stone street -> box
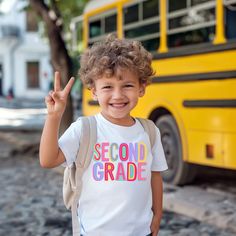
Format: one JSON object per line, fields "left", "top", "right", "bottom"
{"left": 0, "top": 130, "right": 235, "bottom": 236}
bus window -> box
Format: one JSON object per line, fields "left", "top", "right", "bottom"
{"left": 89, "top": 20, "right": 102, "bottom": 38}
{"left": 70, "top": 15, "right": 83, "bottom": 53}
{"left": 75, "top": 21, "right": 83, "bottom": 52}
{"left": 141, "top": 37, "right": 160, "bottom": 51}
{"left": 167, "top": 0, "right": 215, "bottom": 48}
{"left": 225, "top": 1, "right": 236, "bottom": 40}
{"left": 168, "top": 0, "right": 187, "bottom": 12}
{"left": 105, "top": 14, "right": 117, "bottom": 33}
{"left": 191, "top": 0, "right": 209, "bottom": 6}
{"left": 125, "top": 23, "right": 159, "bottom": 38}
{"left": 143, "top": 0, "right": 159, "bottom": 19}
{"left": 124, "top": 4, "right": 139, "bottom": 24}
{"left": 88, "top": 9, "right": 117, "bottom": 46}
{"left": 168, "top": 27, "right": 215, "bottom": 47}
{"left": 123, "top": 0, "right": 160, "bottom": 52}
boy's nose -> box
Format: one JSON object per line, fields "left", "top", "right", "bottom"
{"left": 112, "top": 88, "right": 124, "bottom": 99}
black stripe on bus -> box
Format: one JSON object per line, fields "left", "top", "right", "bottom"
{"left": 183, "top": 99, "right": 236, "bottom": 108}
{"left": 152, "top": 40, "right": 236, "bottom": 60}
{"left": 153, "top": 70, "right": 236, "bottom": 83}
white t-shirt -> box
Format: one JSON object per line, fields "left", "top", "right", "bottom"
{"left": 59, "top": 113, "right": 168, "bottom": 236}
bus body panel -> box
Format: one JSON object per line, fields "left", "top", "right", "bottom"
{"left": 187, "top": 130, "right": 223, "bottom": 167}
{"left": 223, "top": 133, "right": 236, "bottom": 169}
{"left": 152, "top": 50, "right": 236, "bottom": 76}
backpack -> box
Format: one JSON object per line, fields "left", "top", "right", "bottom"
{"left": 63, "top": 115, "right": 157, "bottom": 236}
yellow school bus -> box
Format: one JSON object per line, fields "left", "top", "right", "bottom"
{"left": 71, "top": 0, "right": 236, "bottom": 185}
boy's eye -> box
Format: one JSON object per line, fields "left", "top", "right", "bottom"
{"left": 102, "top": 86, "right": 112, "bottom": 89}
{"left": 124, "top": 84, "right": 134, "bottom": 88}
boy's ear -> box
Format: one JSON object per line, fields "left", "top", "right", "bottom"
{"left": 139, "top": 83, "right": 146, "bottom": 97}
{"left": 91, "top": 87, "right": 98, "bottom": 101}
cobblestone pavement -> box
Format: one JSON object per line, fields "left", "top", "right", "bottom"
{"left": 0, "top": 146, "right": 235, "bottom": 236}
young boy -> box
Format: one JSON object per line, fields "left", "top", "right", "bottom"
{"left": 40, "top": 35, "right": 168, "bottom": 236}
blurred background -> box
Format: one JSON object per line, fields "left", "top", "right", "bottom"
{"left": 0, "top": 0, "right": 236, "bottom": 235}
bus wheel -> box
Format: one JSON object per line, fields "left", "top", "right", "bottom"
{"left": 156, "top": 115, "right": 196, "bottom": 185}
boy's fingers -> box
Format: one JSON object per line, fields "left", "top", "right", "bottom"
{"left": 51, "top": 91, "right": 61, "bottom": 102}
{"left": 63, "top": 77, "right": 74, "bottom": 95}
{"left": 54, "top": 71, "right": 61, "bottom": 92}
{"left": 45, "top": 95, "right": 54, "bottom": 104}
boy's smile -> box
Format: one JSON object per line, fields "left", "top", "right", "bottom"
{"left": 91, "top": 69, "right": 146, "bottom": 126}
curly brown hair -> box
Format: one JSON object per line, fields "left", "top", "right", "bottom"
{"left": 79, "top": 34, "right": 155, "bottom": 89}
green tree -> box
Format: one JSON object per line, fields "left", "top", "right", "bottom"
{"left": 29, "top": 0, "right": 87, "bottom": 133}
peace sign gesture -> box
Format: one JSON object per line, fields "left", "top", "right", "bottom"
{"left": 45, "top": 71, "right": 74, "bottom": 117}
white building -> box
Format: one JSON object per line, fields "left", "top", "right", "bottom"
{"left": 0, "top": 0, "right": 52, "bottom": 99}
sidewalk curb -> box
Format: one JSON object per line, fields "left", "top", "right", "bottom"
{"left": 0, "top": 125, "right": 43, "bottom": 131}
{"left": 163, "top": 184, "right": 236, "bottom": 233}
{"left": 0, "top": 132, "right": 40, "bottom": 158}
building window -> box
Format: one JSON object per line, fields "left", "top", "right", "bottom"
{"left": 26, "top": 10, "right": 38, "bottom": 32}
{"left": 27, "top": 62, "right": 39, "bottom": 89}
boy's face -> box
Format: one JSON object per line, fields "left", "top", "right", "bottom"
{"left": 91, "top": 68, "right": 146, "bottom": 126}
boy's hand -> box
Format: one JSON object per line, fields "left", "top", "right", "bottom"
{"left": 150, "top": 214, "right": 161, "bottom": 236}
{"left": 45, "top": 71, "right": 74, "bottom": 117}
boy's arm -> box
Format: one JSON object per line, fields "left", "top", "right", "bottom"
{"left": 39, "top": 114, "right": 65, "bottom": 168}
{"left": 39, "top": 72, "right": 74, "bottom": 168}
{"left": 150, "top": 171, "right": 163, "bottom": 236}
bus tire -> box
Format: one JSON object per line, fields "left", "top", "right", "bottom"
{"left": 156, "top": 115, "right": 196, "bottom": 185}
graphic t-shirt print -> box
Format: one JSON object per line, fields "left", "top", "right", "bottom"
{"left": 92, "top": 142, "right": 148, "bottom": 181}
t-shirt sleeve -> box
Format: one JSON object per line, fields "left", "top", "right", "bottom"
{"left": 151, "top": 126, "right": 168, "bottom": 172}
{"left": 58, "top": 118, "right": 82, "bottom": 167}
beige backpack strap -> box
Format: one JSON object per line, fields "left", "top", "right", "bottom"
{"left": 75, "top": 116, "right": 97, "bottom": 168}
{"left": 71, "top": 116, "right": 97, "bottom": 236}
{"left": 137, "top": 118, "right": 156, "bottom": 149}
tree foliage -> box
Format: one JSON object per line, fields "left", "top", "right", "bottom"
{"left": 53, "top": 0, "right": 87, "bottom": 33}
